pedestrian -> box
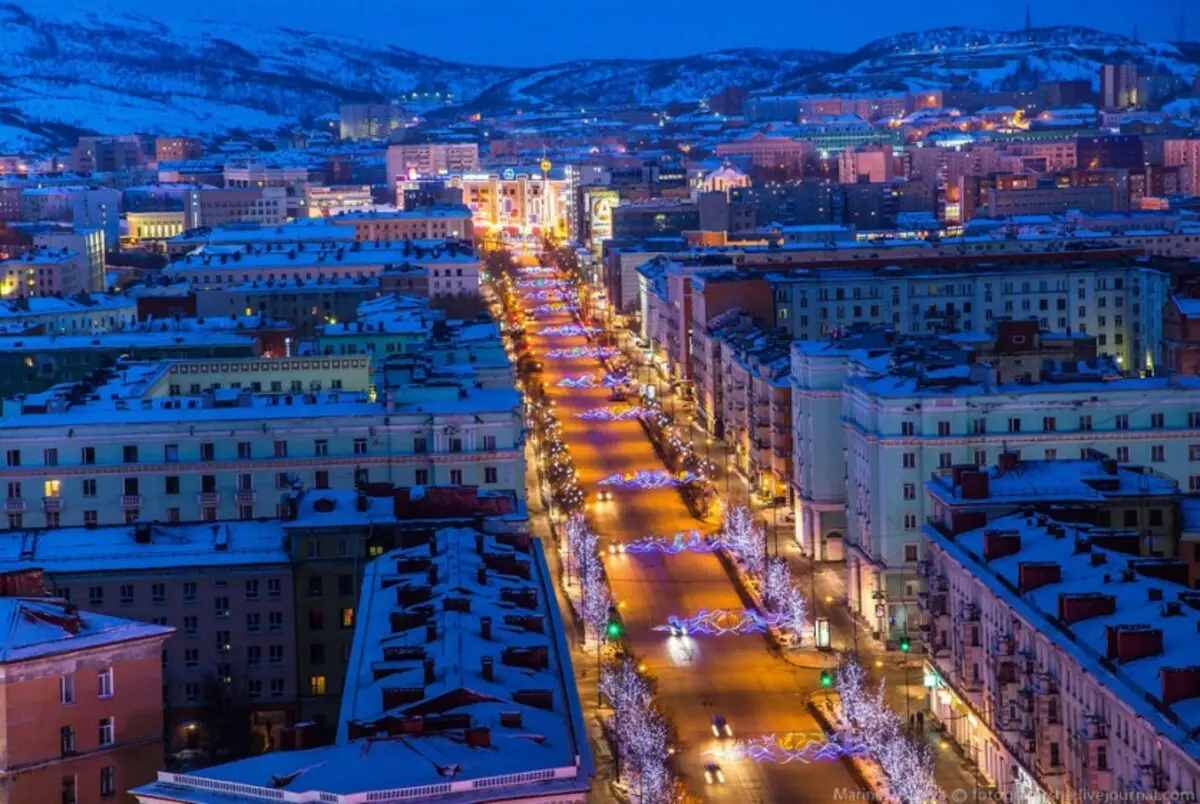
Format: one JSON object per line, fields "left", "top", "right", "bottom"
{"left": 917, "top": 711, "right": 924, "bottom": 731}
{"left": 909, "top": 714, "right": 916, "bottom": 732}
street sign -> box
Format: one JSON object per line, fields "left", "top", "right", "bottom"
{"left": 814, "top": 617, "right": 830, "bottom": 650}
{"left": 874, "top": 603, "right": 885, "bottom": 618}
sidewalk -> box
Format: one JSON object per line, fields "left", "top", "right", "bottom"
{"left": 526, "top": 443, "right": 622, "bottom": 804}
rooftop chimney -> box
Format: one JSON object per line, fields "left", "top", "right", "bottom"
{"left": 1058, "top": 593, "right": 1117, "bottom": 625}
{"left": 983, "top": 530, "right": 1022, "bottom": 562}
{"left": 1160, "top": 667, "right": 1200, "bottom": 706}
{"left": 481, "top": 616, "right": 492, "bottom": 640}
{"left": 1018, "top": 562, "right": 1062, "bottom": 592}
{"left": 464, "top": 726, "right": 491, "bottom": 748}
{"left": 1106, "top": 625, "right": 1164, "bottom": 664}
{"left": 423, "top": 658, "right": 435, "bottom": 685}
{"left": 481, "top": 656, "right": 494, "bottom": 682}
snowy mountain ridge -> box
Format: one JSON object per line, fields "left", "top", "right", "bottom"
{"left": 0, "top": 2, "right": 1197, "bottom": 153}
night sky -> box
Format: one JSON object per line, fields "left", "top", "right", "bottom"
{"left": 53, "top": 0, "right": 1194, "bottom": 66}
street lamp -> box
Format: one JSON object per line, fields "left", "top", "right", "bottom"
{"left": 900, "top": 634, "right": 913, "bottom": 731}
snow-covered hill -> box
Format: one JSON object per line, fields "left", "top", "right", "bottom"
{"left": 0, "top": 3, "right": 1197, "bottom": 153}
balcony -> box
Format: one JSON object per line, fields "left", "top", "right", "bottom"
{"left": 42, "top": 497, "right": 64, "bottom": 511}
{"left": 197, "top": 492, "right": 221, "bottom": 507}
{"left": 120, "top": 495, "right": 142, "bottom": 508}
{"left": 235, "top": 490, "right": 256, "bottom": 505}
{"left": 4, "top": 498, "right": 27, "bottom": 513}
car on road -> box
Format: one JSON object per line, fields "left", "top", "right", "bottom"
{"left": 711, "top": 714, "right": 733, "bottom": 738}
{"left": 668, "top": 621, "right": 689, "bottom": 637}
{"left": 703, "top": 762, "right": 725, "bottom": 784}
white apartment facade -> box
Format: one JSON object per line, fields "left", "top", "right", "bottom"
{"left": 0, "top": 359, "right": 525, "bottom": 531}
{"left": 922, "top": 512, "right": 1200, "bottom": 804}
{"left": 771, "top": 258, "right": 1170, "bottom": 373}
{"left": 385, "top": 143, "right": 479, "bottom": 184}
{"left": 837, "top": 365, "right": 1200, "bottom": 639}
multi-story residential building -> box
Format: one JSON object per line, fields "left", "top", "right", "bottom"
{"left": 69, "top": 135, "right": 147, "bottom": 173}
{"left": 15, "top": 187, "right": 121, "bottom": 246}
{"left": 302, "top": 185, "right": 375, "bottom": 218}
{"left": 691, "top": 312, "right": 792, "bottom": 499}
{"left": 1162, "top": 296, "right": 1200, "bottom": 376}
{"left": 164, "top": 220, "right": 354, "bottom": 258}
{"left": 194, "top": 277, "right": 384, "bottom": 337}
{"left": 13, "top": 225, "right": 108, "bottom": 294}
{"left": 0, "top": 332, "right": 259, "bottom": 397}
{"left": 338, "top": 103, "right": 406, "bottom": 141}
{"left": 768, "top": 256, "right": 1169, "bottom": 372}
{"left": 0, "top": 249, "right": 92, "bottom": 299}
{"left": 0, "top": 590, "right": 172, "bottom": 804}
{"left": 154, "top": 137, "right": 204, "bottom": 164}
{"left": 714, "top": 133, "right": 814, "bottom": 173}
{"left": 1163, "top": 139, "right": 1200, "bottom": 197}
{"left": 790, "top": 321, "right": 1200, "bottom": 637}
{"left": 0, "top": 521, "right": 294, "bottom": 753}
{"left": 921, "top": 511, "right": 1200, "bottom": 802}
{"left": 222, "top": 164, "right": 310, "bottom": 190}
{"left": 839, "top": 351, "right": 1200, "bottom": 639}
{"left": 1100, "top": 63, "right": 1139, "bottom": 110}
{"left": 385, "top": 143, "right": 479, "bottom": 185}
{"left": 0, "top": 293, "right": 136, "bottom": 335}
{"left": 197, "top": 188, "right": 287, "bottom": 228}
{"left": 132, "top": 524, "right": 592, "bottom": 804}
{"left": 280, "top": 485, "right": 528, "bottom": 725}
{"left": 0, "top": 354, "right": 524, "bottom": 530}
{"left": 162, "top": 240, "right": 473, "bottom": 290}
{"left": 327, "top": 204, "right": 474, "bottom": 243}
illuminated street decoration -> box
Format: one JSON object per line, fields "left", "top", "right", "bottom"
{"left": 600, "top": 373, "right": 630, "bottom": 388}
{"left": 531, "top": 303, "right": 580, "bottom": 314}
{"left": 518, "top": 266, "right": 554, "bottom": 275}
{"left": 574, "top": 406, "right": 650, "bottom": 422}
{"left": 836, "top": 658, "right": 939, "bottom": 803}
{"left": 625, "top": 530, "right": 731, "bottom": 554}
{"left": 653, "top": 609, "right": 780, "bottom": 636}
{"left": 557, "top": 374, "right": 599, "bottom": 389}
{"left": 545, "top": 346, "right": 620, "bottom": 359}
{"left": 522, "top": 290, "right": 575, "bottom": 302}
{"left": 541, "top": 324, "right": 598, "bottom": 336}
{"left": 702, "top": 734, "right": 869, "bottom": 765}
{"left": 517, "top": 279, "right": 570, "bottom": 289}
{"left": 597, "top": 469, "right": 699, "bottom": 489}
{"left": 600, "top": 660, "right": 676, "bottom": 801}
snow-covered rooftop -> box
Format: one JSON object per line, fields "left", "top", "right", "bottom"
{"left": 132, "top": 528, "right": 591, "bottom": 803}
{"left": 926, "top": 458, "right": 1179, "bottom": 507}
{"left": 0, "top": 596, "right": 172, "bottom": 664}
{"left": 0, "top": 520, "right": 288, "bottom": 575}
{"left": 925, "top": 512, "right": 1200, "bottom": 761}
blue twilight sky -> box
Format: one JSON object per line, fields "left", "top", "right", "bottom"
{"left": 64, "top": 0, "right": 1193, "bottom": 67}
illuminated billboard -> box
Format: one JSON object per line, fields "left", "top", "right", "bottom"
{"left": 586, "top": 189, "right": 620, "bottom": 249}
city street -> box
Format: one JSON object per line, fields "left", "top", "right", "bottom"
{"left": 517, "top": 277, "right": 862, "bottom": 803}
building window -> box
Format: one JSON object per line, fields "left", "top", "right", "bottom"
{"left": 97, "top": 667, "right": 113, "bottom": 698}
{"left": 938, "top": 453, "right": 952, "bottom": 469}
{"left": 246, "top": 613, "right": 261, "bottom": 633}
{"left": 276, "top": 472, "right": 290, "bottom": 489}
{"left": 119, "top": 585, "right": 133, "bottom": 605}
{"left": 122, "top": 445, "right": 138, "bottom": 464}
{"left": 450, "top": 469, "right": 463, "bottom": 485}
{"left": 274, "top": 440, "right": 288, "bottom": 458}
{"left": 60, "top": 675, "right": 75, "bottom": 705}
{"left": 1044, "top": 448, "right": 1057, "bottom": 460}
{"left": 483, "top": 435, "right": 497, "bottom": 451}
{"left": 1042, "top": 417, "right": 1056, "bottom": 432}
{"left": 904, "top": 513, "right": 918, "bottom": 530}
{"left": 307, "top": 576, "right": 323, "bottom": 597}
{"left": 97, "top": 717, "right": 114, "bottom": 747}
{"left": 62, "top": 775, "right": 77, "bottom": 804}
{"left": 314, "top": 439, "right": 328, "bottom": 457}
{"left": 353, "top": 438, "right": 367, "bottom": 454}
{"left": 415, "top": 469, "right": 429, "bottom": 485}
{"left": 100, "top": 766, "right": 116, "bottom": 797}
{"left": 185, "top": 648, "right": 199, "bottom": 667}
{"left": 1150, "top": 412, "right": 1164, "bottom": 428}
{"left": 183, "top": 581, "right": 197, "bottom": 602}
{"left": 936, "top": 421, "right": 950, "bottom": 436}
{"left": 1115, "top": 414, "right": 1129, "bottom": 430}
{"left": 315, "top": 471, "right": 329, "bottom": 489}
{"left": 60, "top": 725, "right": 75, "bottom": 756}
{"left": 4, "top": 450, "right": 19, "bottom": 467}
{"left": 237, "top": 442, "right": 252, "bottom": 459}
{"left": 1007, "top": 417, "right": 1021, "bottom": 433}
{"left": 267, "top": 578, "right": 281, "bottom": 598}
{"left": 270, "top": 645, "right": 284, "bottom": 665}
{"left": 310, "top": 643, "right": 325, "bottom": 665}
{"left": 248, "top": 680, "right": 263, "bottom": 700}
{"left": 151, "top": 583, "right": 165, "bottom": 603}
{"left": 215, "top": 597, "right": 229, "bottom": 618}
{"left": 269, "top": 612, "right": 284, "bottom": 632}
{"left": 309, "top": 609, "right": 325, "bottom": 630}
{"left": 270, "top": 679, "right": 285, "bottom": 697}
{"left": 81, "top": 447, "right": 95, "bottom": 465}
{"left": 216, "top": 630, "right": 231, "bottom": 652}
{"left": 200, "top": 442, "right": 215, "bottom": 461}
{"left": 413, "top": 437, "right": 428, "bottom": 454}
{"left": 89, "top": 586, "right": 103, "bottom": 606}
{"left": 44, "top": 448, "right": 58, "bottom": 466}
{"left": 248, "top": 645, "right": 262, "bottom": 666}
{"left": 184, "top": 616, "right": 198, "bottom": 637}
{"left": 246, "top": 579, "right": 259, "bottom": 599}
{"left": 185, "top": 683, "right": 200, "bottom": 703}
{"left": 341, "top": 607, "right": 355, "bottom": 628}
{"left": 902, "top": 453, "right": 915, "bottom": 469}
{"left": 1151, "top": 445, "right": 1165, "bottom": 462}
{"left": 310, "top": 675, "right": 327, "bottom": 696}
{"left": 82, "top": 478, "right": 96, "bottom": 497}
{"left": 1116, "top": 446, "right": 1129, "bottom": 462}
{"left": 904, "top": 544, "right": 919, "bottom": 562}
{"left": 1079, "top": 415, "right": 1093, "bottom": 431}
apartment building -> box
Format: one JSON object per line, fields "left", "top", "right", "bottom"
{"left": 327, "top": 204, "right": 474, "bottom": 243}
{"left": 921, "top": 511, "right": 1200, "bottom": 802}
{"left": 132, "top": 524, "right": 591, "bottom": 804}
{"left": 193, "top": 277, "right": 383, "bottom": 337}
{"left": 0, "top": 591, "right": 172, "bottom": 804}
{"left": 197, "top": 187, "right": 287, "bottom": 228}
{"left": 0, "top": 293, "right": 136, "bottom": 335}
{"left": 165, "top": 221, "right": 353, "bottom": 259}
{"left": 384, "top": 143, "right": 479, "bottom": 185}
{"left": 769, "top": 256, "right": 1169, "bottom": 373}
{"left": 0, "top": 521, "right": 295, "bottom": 754}
{"left": 0, "top": 249, "right": 92, "bottom": 299}
{"left": 279, "top": 485, "right": 528, "bottom": 725}
{"left": 791, "top": 324, "right": 1200, "bottom": 639}
{"left": 0, "top": 355, "right": 524, "bottom": 530}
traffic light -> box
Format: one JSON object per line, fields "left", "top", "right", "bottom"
{"left": 899, "top": 636, "right": 911, "bottom": 654}
{"left": 606, "top": 620, "right": 622, "bottom": 640}
{"left": 819, "top": 669, "right": 833, "bottom": 688}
